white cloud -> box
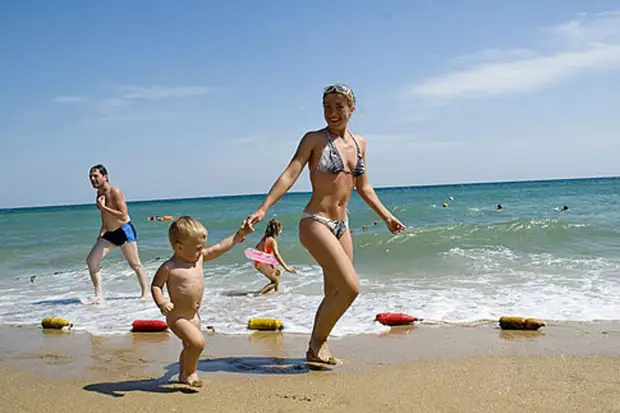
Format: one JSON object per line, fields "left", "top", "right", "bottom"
{"left": 411, "top": 45, "right": 620, "bottom": 100}
{"left": 95, "top": 85, "right": 214, "bottom": 116}
{"left": 449, "top": 48, "right": 537, "bottom": 65}
{"left": 112, "top": 85, "right": 213, "bottom": 101}
{"left": 93, "top": 111, "right": 179, "bottom": 122}
{"left": 53, "top": 95, "right": 86, "bottom": 103}
{"left": 53, "top": 84, "right": 215, "bottom": 121}
{"left": 548, "top": 11, "right": 620, "bottom": 47}
{"left": 409, "top": 12, "right": 620, "bottom": 102}
{"left": 365, "top": 133, "right": 464, "bottom": 153}
{"left": 97, "top": 97, "right": 130, "bottom": 113}
{"left": 229, "top": 135, "right": 264, "bottom": 145}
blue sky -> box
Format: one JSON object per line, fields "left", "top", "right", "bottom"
{"left": 2, "top": 0, "right": 620, "bottom": 208}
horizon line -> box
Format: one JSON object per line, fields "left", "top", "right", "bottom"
{"left": 1, "top": 174, "right": 618, "bottom": 211}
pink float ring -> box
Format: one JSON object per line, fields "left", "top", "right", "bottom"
{"left": 244, "top": 248, "right": 278, "bottom": 265}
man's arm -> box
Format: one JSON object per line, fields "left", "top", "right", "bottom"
{"left": 98, "top": 188, "right": 129, "bottom": 220}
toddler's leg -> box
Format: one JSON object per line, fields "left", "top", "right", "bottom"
{"left": 169, "top": 315, "right": 205, "bottom": 387}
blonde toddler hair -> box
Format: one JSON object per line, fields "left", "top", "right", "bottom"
{"left": 168, "top": 216, "right": 207, "bottom": 247}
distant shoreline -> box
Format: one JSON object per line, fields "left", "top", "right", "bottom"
{"left": 2, "top": 175, "right": 618, "bottom": 211}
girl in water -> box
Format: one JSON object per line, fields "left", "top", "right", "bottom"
{"left": 254, "top": 218, "right": 295, "bottom": 294}
{"left": 243, "top": 84, "right": 405, "bottom": 365}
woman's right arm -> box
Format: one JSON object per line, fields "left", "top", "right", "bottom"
{"left": 243, "top": 133, "right": 315, "bottom": 229}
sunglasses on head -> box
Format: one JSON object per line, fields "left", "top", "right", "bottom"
{"left": 324, "top": 84, "right": 351, "bottom": 93}
{"left": 323, "top": 84, "right": 355, "bottom": 105}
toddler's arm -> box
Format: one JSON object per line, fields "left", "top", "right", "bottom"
{"left": 151, "top": 263, "right": 174, "bottom": 314}
{"left": 202, "top": 226, "right": 251, "bottom": 262}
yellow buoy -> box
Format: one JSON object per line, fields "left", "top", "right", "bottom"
{"left": 499, "top": 316, "right": 546, "bottom": 331}
{"left": 247, "top": 318, "right": 283, "bottom": 331}
{"left": 41, "top": 317, "right": 73, "bottom": 330}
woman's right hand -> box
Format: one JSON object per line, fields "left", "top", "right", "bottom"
{"left": 243, "top": 209, "right": 266, "bottom": 232}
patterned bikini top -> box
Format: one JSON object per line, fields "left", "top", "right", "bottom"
{"left": 315, "top": 130, "right": 366, "bottom": 177}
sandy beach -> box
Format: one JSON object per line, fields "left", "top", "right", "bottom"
{"left": 1, "top": 321, "right": 620, "bottom": 412}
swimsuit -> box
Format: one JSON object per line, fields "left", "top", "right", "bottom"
{"left": 301, "top": 212, "right": 349, "bottom": 239}
{"left": 254, "top": 237, "right": 275, "bottom": 268}
{"left": 301, "top": 130, "right": 365, "bottom": 239}
{"left": 101, "top": 222, "right": 137, "bottom": 246}
{"left": 316, "top": 130, "right": 365, "bottom": 176}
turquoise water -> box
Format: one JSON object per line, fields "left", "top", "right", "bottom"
{"left": 1, "top": 177, "right": 619, "bottom": 335}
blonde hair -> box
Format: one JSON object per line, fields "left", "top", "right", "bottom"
{"left": 168, "top": 216, "right": 207, "bottom": 247}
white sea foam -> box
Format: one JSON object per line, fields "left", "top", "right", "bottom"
{"left": 1, "top": 245, "right": 619, "bottom": 336}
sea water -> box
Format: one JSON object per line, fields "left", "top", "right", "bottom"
{"left": 1, "top": 178, "right": 618, "bottom": 336}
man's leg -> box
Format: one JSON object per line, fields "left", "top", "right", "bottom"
{"left": 85, "top": 238, "right": 116, "bottom": 301}
{"left": 120, "top": 242, "right": 149, "bottom": 299}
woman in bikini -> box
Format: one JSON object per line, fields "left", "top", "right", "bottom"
{"left": 254, "top": 218, "right": 295, "bottom": 294}
{"left": 242, "top": 84, "right": 405, "bottom": 365}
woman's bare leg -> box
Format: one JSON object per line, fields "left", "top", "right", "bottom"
{"left": 299, "top": 219, "right": 359, "bottom": 364}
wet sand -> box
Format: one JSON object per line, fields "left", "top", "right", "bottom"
{"left": 1, "top": 321, "right": 620, "bottom": 412}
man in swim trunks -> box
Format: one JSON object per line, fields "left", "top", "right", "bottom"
{"left": 86, "top": 164, "right": 148, "bottom": 303}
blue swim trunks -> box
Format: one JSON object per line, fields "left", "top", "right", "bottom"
{"left": 101, "top": 222, "right": 137, "bottom": 246}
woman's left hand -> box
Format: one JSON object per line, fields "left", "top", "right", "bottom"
{"left": 385, "top": 216, "right": 406, "bottom": 234}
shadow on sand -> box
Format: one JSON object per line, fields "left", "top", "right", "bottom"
{"left": 83, "top": 376, "right": 199, "bottom": 398}
{"left": 221, "top": 290, "right": 259, "bottom": 297}
{"left": 33, "top": 296, "right": 139, "bottom": 306}
{"left": 84, "top": 355, "right": 331, "bottom": 397}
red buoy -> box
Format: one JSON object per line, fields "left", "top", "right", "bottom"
{"left": 132, "top": 319, "right": 168, "bottom": 332}
{"left": 375, "top": 313, "right": 418, "bottom": 326}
